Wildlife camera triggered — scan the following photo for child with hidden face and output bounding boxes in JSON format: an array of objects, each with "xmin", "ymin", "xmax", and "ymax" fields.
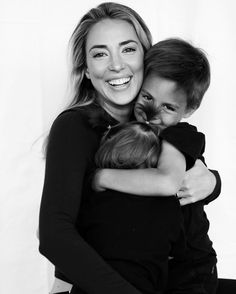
[{"xmin": 52, "ymin": 38, "xmax": 219, "ymax": 294}]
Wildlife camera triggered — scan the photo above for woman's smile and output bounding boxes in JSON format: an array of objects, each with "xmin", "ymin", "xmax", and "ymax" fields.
[{"xmin": 107, "ymin": 76, "xmax": 131, "ymax": 88}]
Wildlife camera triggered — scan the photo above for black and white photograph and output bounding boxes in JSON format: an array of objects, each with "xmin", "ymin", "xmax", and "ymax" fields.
[{"xmin": 1, "ymin": 0, "xmax": 236, "ymax": 293}]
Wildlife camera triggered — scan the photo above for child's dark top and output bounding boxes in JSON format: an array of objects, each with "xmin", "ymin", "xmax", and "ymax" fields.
[{"xmin": 160, "ymin": 123, "xmax": 219, "ymax": 293}]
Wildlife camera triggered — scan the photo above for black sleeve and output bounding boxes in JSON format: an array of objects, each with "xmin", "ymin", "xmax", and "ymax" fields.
[
  {"xmin": 159, "ymin": 122, "xmax": 205, "ymax": 170},
  {"xmin": 204, "ymin": 169, "xmax": 221, "ymax": 205},
  {"xmin": 197, "ymin": 153, "xmax": 221, "ymax": 205},
  {"xmin": 160, "ymin": 124, "xmax": 221, "ymax": 205},
  {"xmin": 199, "ymin": 155, "xmax": 221, "ymax": 205},
  {"xmin": 39, "ymin": 111, "xmax": 142, "ymax": 294}
]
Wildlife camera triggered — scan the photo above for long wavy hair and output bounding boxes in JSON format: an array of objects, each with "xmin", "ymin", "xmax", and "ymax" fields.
[{"xmin": 66, "ymin": 2, "xmax": 152, "ymax": 109}]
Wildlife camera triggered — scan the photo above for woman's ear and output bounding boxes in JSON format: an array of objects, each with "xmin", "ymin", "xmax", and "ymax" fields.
[{"xmin": 85, "ymin": 68, "xmax": 90, "ymax": 79}]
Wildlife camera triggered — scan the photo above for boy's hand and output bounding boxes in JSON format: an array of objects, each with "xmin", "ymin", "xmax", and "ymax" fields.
[
  {"xmin": 177, "ymin": 159, "xmax": 216, "ymax": 206},
  {"xmin": 92, "ymin": 169, "xmax": 106, "ymax": 192}
]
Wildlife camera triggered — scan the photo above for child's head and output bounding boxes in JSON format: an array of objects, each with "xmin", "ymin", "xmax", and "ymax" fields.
[
  {"xmin": 135, "ymin": 38, "xmax": 210, "ymax": 131},
  {"xmin": 95, "ymin": 121, "xmax": 161, "ymax": 169}
]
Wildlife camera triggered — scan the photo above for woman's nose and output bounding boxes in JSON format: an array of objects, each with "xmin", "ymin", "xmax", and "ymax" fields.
[{"xmin": 109, "ymin": 54, "xmax": 125, "ymax": 72}]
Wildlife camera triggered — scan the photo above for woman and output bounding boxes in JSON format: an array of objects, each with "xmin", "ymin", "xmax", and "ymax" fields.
[{"xmin": 39, "ymin": 2, "xmax": 220, "ymax": 294}]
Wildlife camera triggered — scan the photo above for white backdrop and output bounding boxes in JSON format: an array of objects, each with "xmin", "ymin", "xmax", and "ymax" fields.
[{"xmin": 1, "ymin": 0, "xmax": 236, "ymax": 293}]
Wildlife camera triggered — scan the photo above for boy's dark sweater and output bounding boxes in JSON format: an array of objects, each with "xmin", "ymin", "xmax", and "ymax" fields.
[
  {"xmin": 160, "ymin": 123, "xmax": 219, "ymax": 262},
  {"xmin": 160, "ymin": 123, "xmax": 219, "ymax": 291}
]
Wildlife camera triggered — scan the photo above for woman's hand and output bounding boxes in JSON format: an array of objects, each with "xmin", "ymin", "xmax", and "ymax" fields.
[{"xmin": 177, "ymin": 159, "xmax": 216, "ymax": 206}]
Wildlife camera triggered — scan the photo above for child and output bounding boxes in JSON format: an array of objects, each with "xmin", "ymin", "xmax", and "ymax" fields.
[{"xmin": 50, "ymin": 38, "xmax": 218, "ymax": 294}]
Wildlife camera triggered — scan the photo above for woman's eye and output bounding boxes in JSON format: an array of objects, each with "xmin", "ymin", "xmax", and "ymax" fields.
[
  {"xmin": 93, "ymin": 52, "xmax": 107, "ymax": 58},
  {"xmin": 123, "ymin": 47, "xmax": 136, "ymax": 53}
]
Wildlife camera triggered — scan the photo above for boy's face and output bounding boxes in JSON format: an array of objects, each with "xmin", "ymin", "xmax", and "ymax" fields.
[{"xmin": 135, "ymin": 74, "xmax": 194, "ymax": 131}]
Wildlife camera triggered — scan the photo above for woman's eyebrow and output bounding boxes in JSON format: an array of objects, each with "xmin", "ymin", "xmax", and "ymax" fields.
[
  {"xmin": 120, "ymin": 40, "xmax": 138, "ymax": 46},
  {"xmin": 89, "ymin": 45, "xmax": 107, "ymax": 52},
  {"xmin": 89, "ymin": 40, "xmax": 138, "ymax": 52}
]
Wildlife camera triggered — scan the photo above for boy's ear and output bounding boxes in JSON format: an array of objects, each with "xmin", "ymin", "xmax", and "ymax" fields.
[
  {"xmin": 85, "ymin": 68, "xmax": 90, "ymax": 79},
  {"xmin": 183, "ymin": 108, "xmax": 196, "ymax": 118}
]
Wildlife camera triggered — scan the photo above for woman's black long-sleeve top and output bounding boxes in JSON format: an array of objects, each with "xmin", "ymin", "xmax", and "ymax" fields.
[
  {"xmin": 39, "ymin": 105, "xmax": 146, "ymax": 294},
  {"xmin": 39, "ymin": 104, "xmax": 221, "ymax": 294}
]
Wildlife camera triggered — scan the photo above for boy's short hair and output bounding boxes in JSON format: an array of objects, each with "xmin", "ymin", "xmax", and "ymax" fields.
[{"xmin": 144, "ymin": 38, "xmax": 210, "ymax": 110}]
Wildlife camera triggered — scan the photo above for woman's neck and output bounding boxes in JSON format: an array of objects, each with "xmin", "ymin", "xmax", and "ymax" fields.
[{"xmin": 101, "ymin": 101, "xmax": 133, "ymax": 123}]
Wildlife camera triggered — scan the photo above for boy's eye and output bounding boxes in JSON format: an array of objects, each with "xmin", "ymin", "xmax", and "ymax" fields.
[
  {"xmin": 123, "ymin": 47, "xmax": 136, "ymax": 53},
  {"xmin": 163, "ymin": 104, "xmax": 175, "ymax": 111},
  {"xmin": 142, "ymin": 94, "xmax": 153, "ymax": 101}
]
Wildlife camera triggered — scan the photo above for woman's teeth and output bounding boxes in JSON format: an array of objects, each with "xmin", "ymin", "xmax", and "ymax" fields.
[{"xmin": 108, "ymin": 77, "xmax": 131, "ymax": 86}]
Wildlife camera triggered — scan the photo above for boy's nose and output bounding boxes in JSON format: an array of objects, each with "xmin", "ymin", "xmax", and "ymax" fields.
[{"xmin": 150, "ymin": 108, "xmax": 162, "ymax": 125}]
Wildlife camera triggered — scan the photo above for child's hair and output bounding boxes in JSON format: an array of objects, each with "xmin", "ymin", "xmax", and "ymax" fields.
[
  {"xmin": 95, "ymin": 121, "xmax": 161, "ymax": 169},
  {"xmin": 144, "ymin": 38, "xmax": 210, "ymax": 110}
]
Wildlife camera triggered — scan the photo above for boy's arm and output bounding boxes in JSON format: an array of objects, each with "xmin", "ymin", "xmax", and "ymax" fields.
[{"xmin": 94, "ymin": 140, "xmax": 186, "ymax": 196}]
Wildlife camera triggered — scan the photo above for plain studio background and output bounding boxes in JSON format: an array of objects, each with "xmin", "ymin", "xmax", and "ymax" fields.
[{"xmin": 1, "ymin": 0, "xmax": 235, "ymax": 293}]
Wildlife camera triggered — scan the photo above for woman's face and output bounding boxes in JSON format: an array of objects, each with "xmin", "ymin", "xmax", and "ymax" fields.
[{"xmin": 85, "ymin": 19, "xmax": 144, "ymax": 113}]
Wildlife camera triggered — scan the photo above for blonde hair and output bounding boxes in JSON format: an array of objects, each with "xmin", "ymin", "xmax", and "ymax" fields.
[
  {"xmin": 95, "ymin": 121, "xmax": 160, "ymax": 169},
  {"xmin": 67, "ymin": 2, "xmax": 152, "ymax": 109}
]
